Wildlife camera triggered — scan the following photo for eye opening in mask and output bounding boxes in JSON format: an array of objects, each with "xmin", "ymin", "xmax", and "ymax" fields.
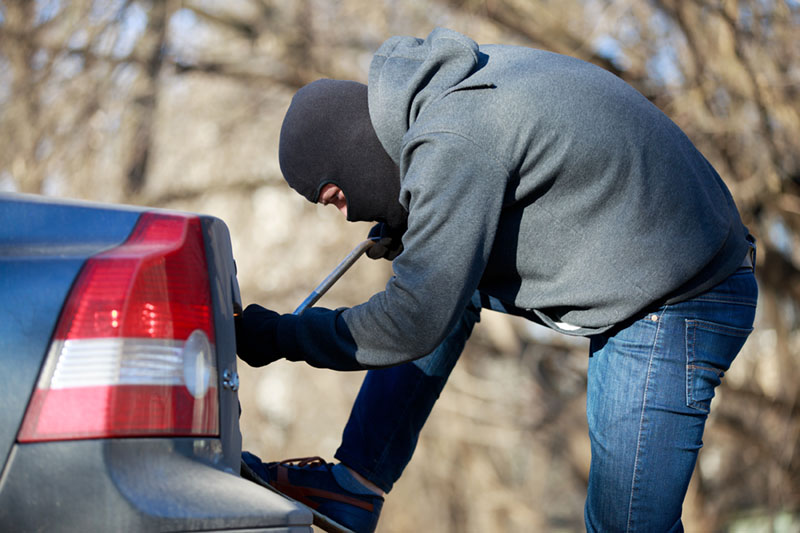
[
  {"xmin": 315, "ymin": 180, "xmax": 350, "ymax": 217},
  {"xmin": 312, "ymin": 179, "xmax": 342, "ymax": 203}
]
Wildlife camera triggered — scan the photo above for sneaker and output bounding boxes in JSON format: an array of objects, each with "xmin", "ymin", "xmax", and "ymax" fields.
[{"xmin": 241, "ymin": 452, "xmax": 383, "ymax": 533}]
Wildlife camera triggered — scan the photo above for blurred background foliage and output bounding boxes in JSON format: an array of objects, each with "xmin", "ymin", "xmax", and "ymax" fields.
[{"xmin": 1, "ymin": 0, "xmax": 799, "ymax": 531}]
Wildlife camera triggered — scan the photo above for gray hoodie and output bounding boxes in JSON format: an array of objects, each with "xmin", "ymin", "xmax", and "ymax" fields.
[{"xmin": 277, "ymin": 28, "xmax": 751, "ymax": 370}]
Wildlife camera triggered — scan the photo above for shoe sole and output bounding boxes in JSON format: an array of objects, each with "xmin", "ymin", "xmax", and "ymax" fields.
[{"xmin": 240, "ymin": 458, "xmax": 357, "ymax": 533}]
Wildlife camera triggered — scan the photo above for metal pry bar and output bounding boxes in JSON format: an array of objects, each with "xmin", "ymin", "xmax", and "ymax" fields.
[{"xmin": 293, "ymin": 238, "xmax": 378, "ymax": 315}]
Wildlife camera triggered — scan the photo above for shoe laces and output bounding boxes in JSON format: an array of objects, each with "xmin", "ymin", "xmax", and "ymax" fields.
[{"xmin": 279, "ymin": 456, "xmax": 330, "ymax": 469}]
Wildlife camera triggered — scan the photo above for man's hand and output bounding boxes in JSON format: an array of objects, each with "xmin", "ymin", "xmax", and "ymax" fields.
[
  {"xmin": 235, "ymin": 304, "xmax": 283, "ymax": 367},
  {"xmin": 366, "ymin": 222, "xmax": 404, "ymax": 260}
]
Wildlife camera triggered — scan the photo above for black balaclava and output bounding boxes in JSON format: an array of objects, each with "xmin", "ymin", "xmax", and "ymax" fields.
[{"xmin": 278, "ymin": 79, "xmax": 407, "ymax": 230}]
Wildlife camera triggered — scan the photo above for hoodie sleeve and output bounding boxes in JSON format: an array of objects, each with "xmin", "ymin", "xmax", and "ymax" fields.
[{"xmin": 276, "ymin": 131, "xmax": 509, "ymax": 369}]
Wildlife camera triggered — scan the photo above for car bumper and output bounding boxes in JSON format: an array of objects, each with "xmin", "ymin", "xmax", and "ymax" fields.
[{"xmin": 0, "ymin": 438, "xmax": 312, "ymax": 532}]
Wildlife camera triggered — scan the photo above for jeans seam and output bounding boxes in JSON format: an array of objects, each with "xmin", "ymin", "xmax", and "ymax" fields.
[
  {"xmin": 690, "ymin": 296, "xmax": 757, "ymax": 306},
  {"xmin": 626, "ymin": 308, "xmax": 664, "ymax": 533},
  {"xmin": 687, "ymin": 318, "xmax": 753, "ymax": 336},
  {"xmin": 685, "ymin": 319, "xmax": 698, "ymax": 413}
]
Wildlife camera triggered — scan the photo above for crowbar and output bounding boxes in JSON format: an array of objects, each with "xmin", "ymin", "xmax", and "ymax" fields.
[{"xmin": 293, "ymin": 237, "xmax": 378, "ymax": 315}]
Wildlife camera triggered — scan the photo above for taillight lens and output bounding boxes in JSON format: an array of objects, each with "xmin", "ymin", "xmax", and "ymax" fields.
[{"xmin": 18, "ymin": 213, "xmax": 219, "ymax": 442}]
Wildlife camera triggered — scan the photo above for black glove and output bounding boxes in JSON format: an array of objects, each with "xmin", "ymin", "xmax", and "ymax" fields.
[
  {"xmin": 235, "ymin": 304, "xmax": 283, "ymax": 367},
  {"xmin": 366, "ymin": 222, "xmax": 405, "ymax": 260}
]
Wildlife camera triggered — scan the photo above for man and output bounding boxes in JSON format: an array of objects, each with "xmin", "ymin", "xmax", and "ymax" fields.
[{"xmin": 237, "ymin": 28, "xmax": 758, "ymax": 532}]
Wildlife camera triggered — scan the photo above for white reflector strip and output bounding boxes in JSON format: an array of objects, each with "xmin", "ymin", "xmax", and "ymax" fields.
[{"xmin": 48, "ymin": 338, "xmax": 215, "ymax": 389}]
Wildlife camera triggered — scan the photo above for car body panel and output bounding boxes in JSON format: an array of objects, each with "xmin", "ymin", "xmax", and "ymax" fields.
[
  {"xmin": 0, "ymin": 196, "xmax": 141, "ymax": 472},
  {"xmin": 0, "ymin": 193, "xmax": 311, "ymax": 531},
  {"xmin": 0, "ymin": 439, "xmax": 311, "ymax": 532}
]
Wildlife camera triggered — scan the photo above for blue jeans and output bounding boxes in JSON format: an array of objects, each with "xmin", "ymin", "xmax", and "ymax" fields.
[{"xmin": 335, "ymin": 266, "xmax": 757, "ymax": 532}]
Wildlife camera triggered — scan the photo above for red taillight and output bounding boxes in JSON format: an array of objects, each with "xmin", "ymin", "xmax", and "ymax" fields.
[{"xmin": 18, "ymin": 213, "xmax": 219, "ymax": 442}]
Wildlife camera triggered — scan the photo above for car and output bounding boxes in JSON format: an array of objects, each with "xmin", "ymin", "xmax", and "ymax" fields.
[{"xmin": 0, "ymin": 193, "xmax": 313, "ymax": 532}]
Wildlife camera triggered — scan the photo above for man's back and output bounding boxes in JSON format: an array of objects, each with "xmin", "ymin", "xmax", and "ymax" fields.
[{"xmin": 368, "ymin": 28, "xmax": 750, "ymax": 333}]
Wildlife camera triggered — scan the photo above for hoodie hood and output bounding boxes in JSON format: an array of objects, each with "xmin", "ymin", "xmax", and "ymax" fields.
[{"xmin": 367, "ymin": 28, "xmax": 482, "ymax": 164}]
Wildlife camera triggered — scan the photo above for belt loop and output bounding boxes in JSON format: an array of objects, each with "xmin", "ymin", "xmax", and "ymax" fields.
[{"xmin": 746, "ymin": 234, "xmax": 757, "ymax": 273}]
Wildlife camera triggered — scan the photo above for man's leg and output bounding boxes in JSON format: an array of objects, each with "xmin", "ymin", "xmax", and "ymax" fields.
[
  {"xmin": 584, "ymin": 267, "xmax": 757, "ymax": 532},
  {"xmin": 241, "ymin": 295, "xmax": 481, "ymax": 533},
  {"xmin": 334, "ymin": 293, "xmax": 482, "ymax": 493}
]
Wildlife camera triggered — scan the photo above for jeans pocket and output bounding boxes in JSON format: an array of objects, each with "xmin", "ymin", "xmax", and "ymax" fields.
[{"xmin": 685, "ymin": 319, "xmax": 753, "ymax": 413}]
